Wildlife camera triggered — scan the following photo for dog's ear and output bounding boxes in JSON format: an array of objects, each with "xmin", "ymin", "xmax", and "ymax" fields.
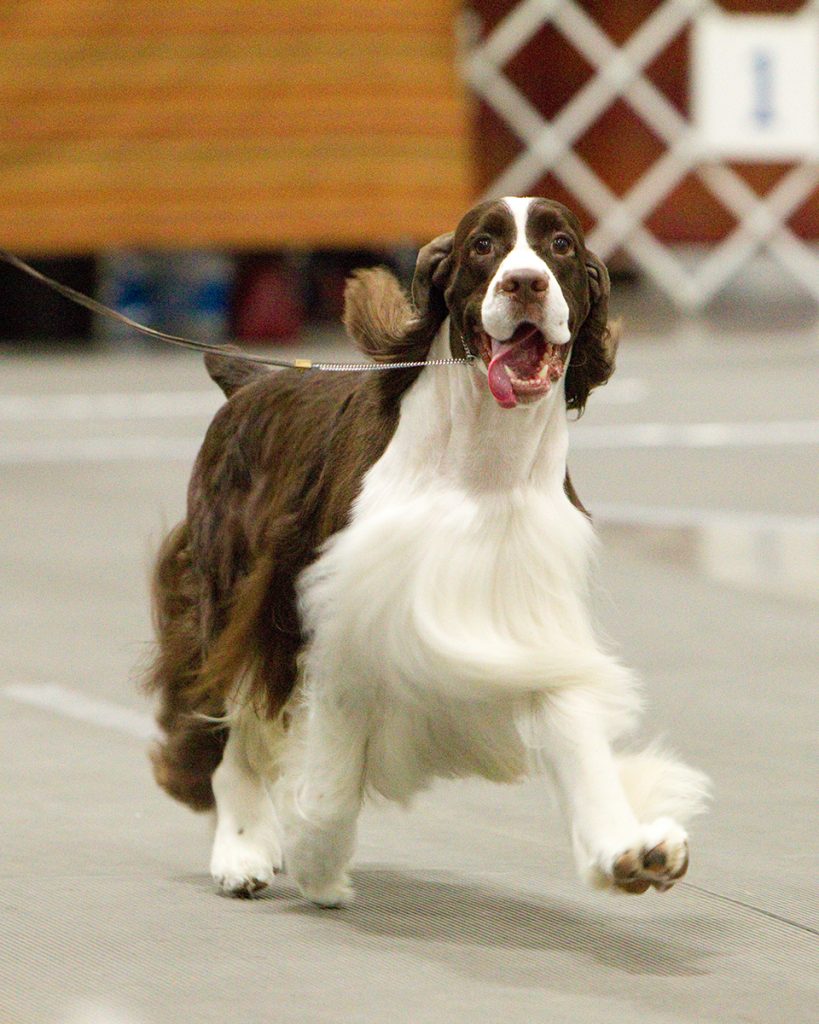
[
  {"xmin": 585, "ymin": 250, "xmax": 609, "ymax": 306},
  {"xmin": 411, "ymin": 231, "xmax": 454, "ymax": 318},
  {"xmin": 564, "ymin": 250, "xmax": 619, "ymax": 414},
  {"xmin": 343, "ymin": 231, "xmax": 454, "ymax": 375}
]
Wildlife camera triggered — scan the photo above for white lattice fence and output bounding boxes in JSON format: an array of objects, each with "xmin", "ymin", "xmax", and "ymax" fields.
[{"xmin": 463, "ymin": 0, "xmax": 819, "ymax": 311}]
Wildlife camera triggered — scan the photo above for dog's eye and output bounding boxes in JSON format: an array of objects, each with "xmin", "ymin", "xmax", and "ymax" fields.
[
  {"xmin": 551, "ymin": 234, "xmax": 573, "ymax": 256},
  {"xmin": 473, "ymin": 236, "xmax": 493, "ymax": 256}
]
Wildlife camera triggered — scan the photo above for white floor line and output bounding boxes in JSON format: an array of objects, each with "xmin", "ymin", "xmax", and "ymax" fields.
[
  {"xmin": 591, "ymin": 377, "xmax": 648, "ymax": 404},
  {"xmin": 2, "ymin": 682, "xmax": 158, "ymax": 740},
  {"xmin": 0, "ymin": 378, "xmax": 646, "ymax": 424},
  {"xmin": 595, "ymin": 503, "xmax": 819, "ymax": 602},
  {"xmin": 571, "ymin": 420, "xmax": 819, "ymax": 449},
  {"xmin": 2, "ymin": 418, "xmax": 817, "ymax": 465},
  {"xmin": 593, "ymin": 503, "xmax": 819, "ymax": 532},
  {"xmin": 0, "ymin": 436, "xmax": 201, "ymax": 464},
  {"xmin": 0, "ymin": 391, "xmax": 222, "ymax": 421}
]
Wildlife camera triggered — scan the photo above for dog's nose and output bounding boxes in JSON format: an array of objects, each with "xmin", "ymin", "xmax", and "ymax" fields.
[{"xmin": 497, "ymin": 270, "xmax": 549, "ymax": 302}]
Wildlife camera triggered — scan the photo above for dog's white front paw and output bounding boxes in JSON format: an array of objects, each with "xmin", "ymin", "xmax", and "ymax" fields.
[
  {"xmin": 210, "ymin": 830, "xmax": 283, "ymax": 897},
  {"xmin": 297, "ymin": 872, "xmax": 355, "ymax": 909},
  {"xmin": 277, "ymin": 779, "xmax": 358, "ymax": 908},
  {"xmin": 584, "ymin": 817, "xmax": 690, "ymax": 895},
  {"xmin": 285, "ymin": 833, "xmax": 357, "ymax": 909}
]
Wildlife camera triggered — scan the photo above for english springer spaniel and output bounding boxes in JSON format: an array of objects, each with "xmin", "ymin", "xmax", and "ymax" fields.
[{"xmin": 145, "ymin": 196, "xmax": 708, "ymax": 907}]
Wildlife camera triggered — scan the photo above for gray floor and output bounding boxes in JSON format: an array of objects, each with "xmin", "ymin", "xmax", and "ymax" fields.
[{"xmin": 1, "ymin": 321, "xmax": 817, "ymax": 1024}]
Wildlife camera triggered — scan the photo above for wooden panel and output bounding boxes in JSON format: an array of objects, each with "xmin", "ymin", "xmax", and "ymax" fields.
[{"xmin": 0, "ymin": 2, "xmax": 472, "ymax": 253}]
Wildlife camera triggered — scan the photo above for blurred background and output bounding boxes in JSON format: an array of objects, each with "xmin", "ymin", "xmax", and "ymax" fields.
[
  {"xmin": 1, "ymin": 4, "xmax": 817, "ymax": 1024},
  {"xmin": 0, "ymin": 0, "xmax": 816, "ymax": 344}
]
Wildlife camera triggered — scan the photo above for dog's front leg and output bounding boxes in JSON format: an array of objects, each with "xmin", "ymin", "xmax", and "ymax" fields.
[
  {"xmin": 543, "ymin": 689, "xmax": 690, "ymax": 895},
  {"xmin": 276, "ymin": 693, "xmax": 367, "ymax": 908}
]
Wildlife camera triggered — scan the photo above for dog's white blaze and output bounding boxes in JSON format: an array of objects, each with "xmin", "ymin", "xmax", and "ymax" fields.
[{"xmin": 480, "ymin": 196, "xmax": 571, "ymax": 344}]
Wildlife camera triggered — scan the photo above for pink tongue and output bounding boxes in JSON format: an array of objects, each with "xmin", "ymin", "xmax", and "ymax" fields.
[
  {"xmin": 486, "ymin": 325, "xmax": 542, "ymax": 409},
  {"xmin": 487, "ymin": 342, "xmax": 517, "ymax": 408}
]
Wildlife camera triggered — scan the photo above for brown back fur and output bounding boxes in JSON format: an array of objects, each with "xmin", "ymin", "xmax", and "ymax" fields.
[{"xmin": 144, "ymin": 271, "xmax": 445, "ymax": 811}]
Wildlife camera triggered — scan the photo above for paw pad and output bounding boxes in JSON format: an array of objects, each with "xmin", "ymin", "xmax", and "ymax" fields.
[
  {"xmin": 611, "ymin": 837, "xmax": 689, "ymax": 895},
  {"xmin": 221, "ymin": 875, "xmax": 271, "ymax": 898}
]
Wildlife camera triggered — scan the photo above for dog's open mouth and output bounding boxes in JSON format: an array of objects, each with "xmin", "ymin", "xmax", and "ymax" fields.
[{"xmin": 476, "ymin": 324, "xmax": 568, "ymax": 409}]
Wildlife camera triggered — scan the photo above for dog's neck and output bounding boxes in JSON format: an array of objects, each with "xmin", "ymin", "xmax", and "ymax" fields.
[{"xmin": 389, "ymin": 320, "xmax": 570, "ymax": 496}]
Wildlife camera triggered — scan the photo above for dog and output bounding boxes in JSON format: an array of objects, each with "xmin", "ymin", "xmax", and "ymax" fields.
[{"xmin": 145, "ymin": 196, "xmax": 708, "ymax": 907}]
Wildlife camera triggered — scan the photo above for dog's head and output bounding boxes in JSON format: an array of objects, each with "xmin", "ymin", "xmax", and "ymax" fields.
[{"xmin": 415, "ymin": 196, "xmax": 617, "ymax": 413}]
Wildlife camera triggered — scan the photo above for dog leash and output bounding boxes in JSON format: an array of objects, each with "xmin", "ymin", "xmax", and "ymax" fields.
[{"xmin": 0, "ymin": 249, "xmax": 476, "ymax": 372}]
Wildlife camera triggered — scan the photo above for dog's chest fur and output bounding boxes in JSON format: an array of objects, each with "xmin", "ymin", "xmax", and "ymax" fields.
[{"xmin": 296, "ymin": 327, "xmax": 596, "ymax": 802}]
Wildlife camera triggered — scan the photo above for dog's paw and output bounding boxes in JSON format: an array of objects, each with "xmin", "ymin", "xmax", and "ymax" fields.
[
  {"xmin": 297, "ymin": 872, "xmax": 355, "ymax": 909},
  {"xmin": 588, "ymin": 818, "xmax": 690, "ymax": 895},
  {"xmin": 210, "ymin": 831, "xmax": 282, "ymax": 897}
]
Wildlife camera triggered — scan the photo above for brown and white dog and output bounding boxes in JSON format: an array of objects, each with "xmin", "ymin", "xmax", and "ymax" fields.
[{"xmin": 145, "ymin": 196, "xmax": 708, "ymax": 906}]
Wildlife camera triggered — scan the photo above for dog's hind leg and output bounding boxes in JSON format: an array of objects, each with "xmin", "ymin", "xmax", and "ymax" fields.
[
  {"xmin": 275, "ymin": 691, "xmax": 368, "ymax": 908},
  {"xmin": 209, "ymin": 703, "xmax": 285, "ymax": 896}
]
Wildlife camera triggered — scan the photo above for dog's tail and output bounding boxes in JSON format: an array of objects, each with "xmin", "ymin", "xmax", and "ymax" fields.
[
  {"xmin": 205, "ymin": 347, "xmax": 270, "ymax": 398},
  {"xmin": 141, "ymin": 521, "xmax": 227, "ymax": 811}
]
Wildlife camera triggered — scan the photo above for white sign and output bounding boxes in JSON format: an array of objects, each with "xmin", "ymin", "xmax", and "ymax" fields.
[{"xmin": 692, "ymin": 12, "xmax": 819, "ymax": 160}]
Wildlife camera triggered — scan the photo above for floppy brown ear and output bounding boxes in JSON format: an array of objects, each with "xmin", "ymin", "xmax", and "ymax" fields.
[
  {"xmin": 411, "ymin": 231, "xmax": 453, "ymax": 318},
  {"xmin": 343, "ymin": 231, "xmax": 453, "ymax": 373},
  {"xmin": 564, "ymin": 250, "xmax": 619, "ymax": 414}
]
